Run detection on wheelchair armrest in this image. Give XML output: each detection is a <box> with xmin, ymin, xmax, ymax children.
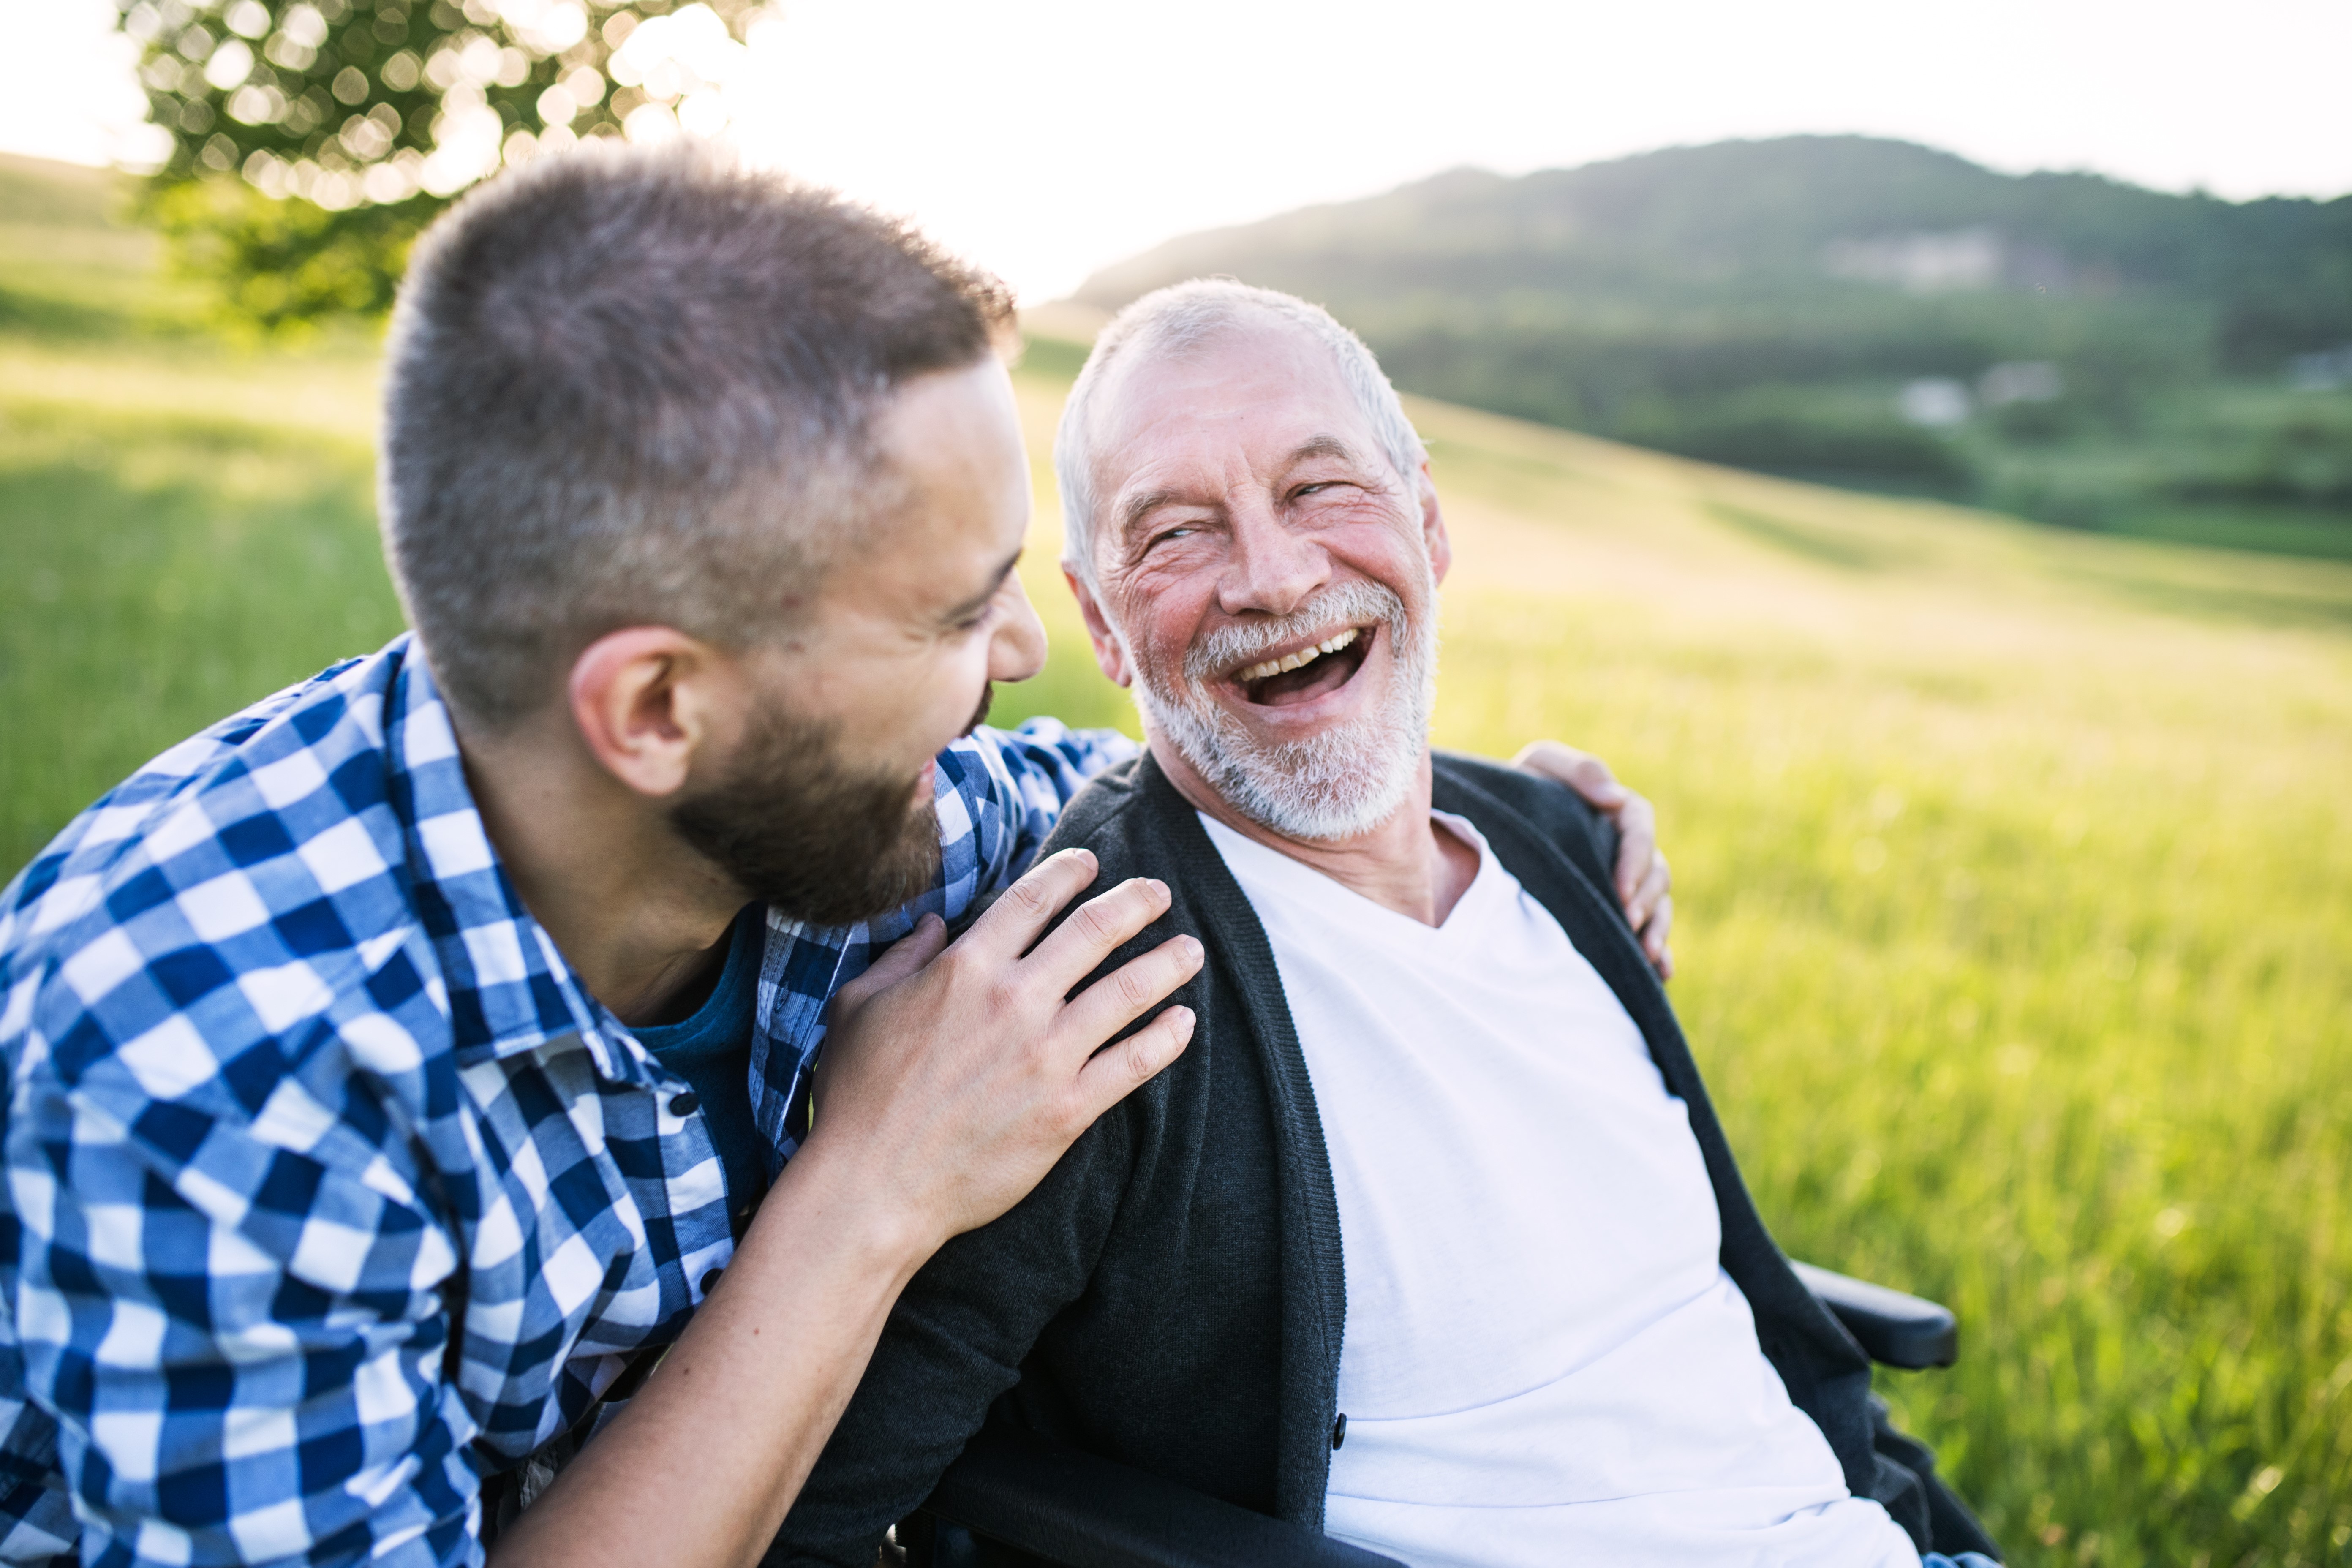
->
<box><xmin>1791</xmin><ymin>1261</ymin><xmax>1958</xmax><ymax>1370</ymax></box>
<box><xmin>920</xmin><ymin>1424</ymin><xmax>1406</xmax><ymax>1568</ymax></box>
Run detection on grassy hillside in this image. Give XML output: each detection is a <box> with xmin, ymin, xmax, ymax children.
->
<box><xmin>0</xmin><ymin>156</ymin><xmax>397</xmax><ymax>870</ymax></box>
<box><xmin>996</xmin><ymin>375</ymin><xmax>2352</xmax><ymax>1568</ymax></box>
<box><xmin>5</xmin><ymin>153</ymin><xmax>2350</xmax><ymax>1565</ymax></box>
<box><xmin>1073</xmin><ymin>136</ymin><xmax>2352</xmax><ymax>560</ymax></box>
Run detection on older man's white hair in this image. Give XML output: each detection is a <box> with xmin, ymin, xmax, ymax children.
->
<box><xmin>1054</xmin><ymin>280</ymin><xmax>1428</xmax><ymax>588</ymax></box>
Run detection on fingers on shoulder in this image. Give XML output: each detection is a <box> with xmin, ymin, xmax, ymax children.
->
<box><xmin>1062</xmin><ymin>932</ymin><xmax>1202</xmax><ymax>1042</ymax></box>
<box><xmin>1076</xmin><ymin>1003</ymin><xmax>1195</xmax><ymax>1113</ymax></box>
<box><xmin>1010</xmin><ymin>848</ymin><xmax>1098</xmax><ymax>914</ymax></box>
<box><xmin>968</xmin><ymin>849</ymin><xmax>1102</xmax><ymax>956</ymax></box>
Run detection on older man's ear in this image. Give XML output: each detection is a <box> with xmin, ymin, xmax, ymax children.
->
<box><xmin>1417</xmin><ymin>459</ymin><xmax>1453</xmax><ymax>586</ymax></box>
<box><xmin>1067</xmin><ymin>568</ymin><xmax>1135</xmax><ymax>689</ymax></box>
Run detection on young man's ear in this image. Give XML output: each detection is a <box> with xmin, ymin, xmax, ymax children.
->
<box><xmin>568</xmin><ymin>627</ymin><xmax>725</xmax><ymax>798</ymax></box>
<box><xmin>1067</xmin><ymin>569</ymin><xmax>1134</xmax><ymax>689</ymax></box>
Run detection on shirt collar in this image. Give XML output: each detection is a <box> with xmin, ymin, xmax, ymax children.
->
<box><xmin>383</xmin><ymin>636</ymin><xmax>659</xmax><ymax>1085</ymax></box>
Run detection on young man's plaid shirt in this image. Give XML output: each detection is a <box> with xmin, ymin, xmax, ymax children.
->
<box><xmin>0</xmin><ymin>636</ymin><xmax>1133</xmax><ymax>1565</ymax></box>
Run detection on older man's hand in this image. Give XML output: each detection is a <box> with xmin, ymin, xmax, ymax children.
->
<box><xmin>1512</xmin><ymin>742</ymin><xmax>1674</xmax><ymax>980</ymax></box>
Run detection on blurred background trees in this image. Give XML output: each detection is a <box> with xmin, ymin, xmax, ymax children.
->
<box><xmin>118</xmin><ymin>0</ymin><xmax>774</xmax><ymax>328</ymax></box>
<box><xmin>114</xmin><ymin>9</ymin><xmax>2352</xmax><ymax>559</ymax></box>
<box><xmin>1078</xmin><ymin>138</ymin><xmax>2352</xmax><ymax>556</ymax></box>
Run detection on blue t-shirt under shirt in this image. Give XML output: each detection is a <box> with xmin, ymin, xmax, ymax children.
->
<box><xmin>632</xmin><ymin>907</ymin><xmax>767</xmax><ymax>1214</ymax></box>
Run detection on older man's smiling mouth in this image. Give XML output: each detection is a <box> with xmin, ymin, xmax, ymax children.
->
<box><xmin>1232</xmin><ymin>626</ymin><xmax>1373</xmax><ymax>707</ymax></box>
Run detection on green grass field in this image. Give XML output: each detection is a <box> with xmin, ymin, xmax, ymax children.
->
<box><xmin>4</xmin><ymin>154</ymin><xmax>2349</xmax><ymax>1565</ymax></box>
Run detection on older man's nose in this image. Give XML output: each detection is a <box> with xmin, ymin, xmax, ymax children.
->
<box><xmin>1218</xmin><ymin>499</ymin><xmax>1329</xmax><ymax>618</ymax></box>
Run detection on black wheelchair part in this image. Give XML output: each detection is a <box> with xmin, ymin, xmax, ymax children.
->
<box><xmin>1789</xmin><ymin>1260</ymin><xmax>1958</xmax><ymax>1370</ymax></box>
<box><xmin>895</xmin><ymin>1262</ymin><xmax>1960</xmax><ymax>1568</ymax></box>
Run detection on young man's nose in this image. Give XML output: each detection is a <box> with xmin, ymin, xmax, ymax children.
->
<box><xmin>988</xmin><ymin>572</ymin><xmax>1050</xmax><ymax>685</ymax></box>
<box><xmin>1217</xmin><ymin>497</ymin><xmax>1329</xmax><ymax>619</ymax></box>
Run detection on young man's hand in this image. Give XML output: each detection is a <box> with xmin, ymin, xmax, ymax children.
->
<box><xmin>495</xmin><ymin>848</ymin><xmax>1197</xmax><ymax>1568</ymax></box>
<box><xmin>1514</xmin><ymin>741</ymin><xmax>1674</xmax><ymax>980</ymax></box>
<box><xmin>811</xmin><ymin>847</ymin><xmax>1202</xmax><ymax>1249</ymax></box>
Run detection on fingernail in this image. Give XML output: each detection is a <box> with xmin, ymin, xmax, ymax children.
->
<box><xmin>1149</xmin><ymin>879</ymin><xmax>1170</xmax><ymax>899</ymax></box>
<box><xmin>1181</xmin><ymin>935</ymin><xmax>1203</xmax><ymax>961</ymax></box>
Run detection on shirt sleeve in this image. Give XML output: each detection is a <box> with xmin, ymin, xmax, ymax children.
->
<box><xmin>6</xmin><ymin>1046</ymin><xmax>475</xmax><ymax>1567</ymax></box>
<box><xmin>936</xmin><ymin>720</ymin><xmax>1140</xmax><ymax>913</ymax></box>
<box><xmin>0</xmin><ymin>1382</ymin><xmax>77</xmax><ymax>1564</ymax></box>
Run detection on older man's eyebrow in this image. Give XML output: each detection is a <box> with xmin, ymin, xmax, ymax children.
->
<box><xmin>1113</xmin><ymin>437</ymin><xmax>1376</xmax><ymax>549</ymax></box>
<box><xmin>942</xmin><ymin>547</ymin><xmax>1022</xmax><ymax>623</ymax></box>
<box><xmin>1118</xmin><ymin>486</ymin><xmax>1190</xmax><ymax>539</ymax></box>
<box><xmin>1287</xmin><ymin>435</ymin><xmax>1361</xmax><ymax>467</ymax></box>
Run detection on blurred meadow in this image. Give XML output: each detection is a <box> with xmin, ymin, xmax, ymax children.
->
<box><xmin>3</xmin><ymin>149</ymin><xmax>2349</xmax><ymax>1567</ymax></box>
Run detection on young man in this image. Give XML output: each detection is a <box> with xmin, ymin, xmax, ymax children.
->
<box><xmin>764</xmin><ymin>283</ymin><xmax>1999</xmax><ymax>1568</ymax></box>
<box><xmin>0</xmin><ymin>152</ymin><xmax>1664</xmax><ymax>1567</ymax></box>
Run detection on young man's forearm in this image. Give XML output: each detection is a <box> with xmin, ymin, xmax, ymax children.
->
<box><xmin>492</xmin><ymin>852</ymin><xmax>1201</xmax><ymax>1568</ymax></box>
<box><xmin>487</xmin><ymin>1136</ymin><xmax>926</xmax><ymax>1568</ymax></box>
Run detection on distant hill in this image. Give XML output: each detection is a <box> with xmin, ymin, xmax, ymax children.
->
<box><xmin>0</xmin><ymin>152</ymin><xmax>125</xmax><ymax>228</ymax></box>
<box><xmin>1072</xmin><ymin>137</ymin><xmax>2352</xmax><ymax>557</ymax></box>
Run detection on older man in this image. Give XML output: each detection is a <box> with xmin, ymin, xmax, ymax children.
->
<box><xmin>764</xmin><ymin>282</ymin><xmax>1999</xmax><ymax>1568</ymax></box>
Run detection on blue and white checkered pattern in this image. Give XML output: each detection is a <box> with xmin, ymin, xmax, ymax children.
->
<box><xmin>0</xmin><ymin>635</ymin><xmax>1132</xmax><ymax>1565</ymax></box>
<box><xmin>747</xmin><ymin>719</ymin><xmax>1136</xmax><ymax>1175</ymax></box>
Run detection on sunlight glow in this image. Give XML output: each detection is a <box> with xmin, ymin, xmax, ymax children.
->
<box><xmin>3</xmin><ymin>0</ymin><xmax>2347</xmax><ymax>301</ymax></box>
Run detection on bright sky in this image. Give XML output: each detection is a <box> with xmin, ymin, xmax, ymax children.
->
<box><xmin>7</xmin><ymin>0</ymin><xmax>2349</xmax><ymax>301</ymax></box>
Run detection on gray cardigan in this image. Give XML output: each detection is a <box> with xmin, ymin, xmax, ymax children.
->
<box><xmin>766</xmin><ymin>750</ymin><xmax>1974</xmax><ymax>1565</ymax></box>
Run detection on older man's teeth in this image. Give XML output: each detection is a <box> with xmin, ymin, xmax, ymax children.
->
<box><xmin>1236</xmin><ymin>627</ymin><xmax>1361</xmax><ymax>684</ymax></box>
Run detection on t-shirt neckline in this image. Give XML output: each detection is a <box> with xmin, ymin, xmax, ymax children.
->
<box><xmin>1197</xmin><ymin>809</ymin><xmax>1505</xmax><ymax>941</ymax></box>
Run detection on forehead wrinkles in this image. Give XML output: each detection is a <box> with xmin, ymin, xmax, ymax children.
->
<box><xmin>1096</xmin><ymin>327</ymin><xmax>1363</xmax><ymax>489</ymax></box>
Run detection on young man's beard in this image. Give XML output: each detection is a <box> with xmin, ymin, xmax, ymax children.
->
<box><xmin>670</xmin><ymin>692</ymin><xmax>948</xmax><ymax>928</ymax></box>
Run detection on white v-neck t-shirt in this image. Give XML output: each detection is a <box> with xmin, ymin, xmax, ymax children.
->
<box><xmin>1199</xmin><ymin>811</ymin><xmax>1919</xmax><ymax>1568</ymax></box>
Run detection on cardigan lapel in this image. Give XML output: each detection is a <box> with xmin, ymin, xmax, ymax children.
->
<box><xmin>1133</xmin><ymin>755</ymin><xmax>1351</xmax><ymax>1528</ymax></box>
<box><xmin>1122</xmin><ymin>750</ymin><xmax>1878</xmax><ymax>1517</ymax></box>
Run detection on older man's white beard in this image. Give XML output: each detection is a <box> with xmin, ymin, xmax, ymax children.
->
<box><xmin>1130</xmin><ymin>579</ymin><xmax>1438</xmax><ymax>844</ymax></box>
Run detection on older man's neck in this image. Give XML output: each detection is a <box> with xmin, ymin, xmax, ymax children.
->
<box><xmin>1157</xmin><ymin>744</ymin><xmax>1480</xmax><ymax>928</ymax></box>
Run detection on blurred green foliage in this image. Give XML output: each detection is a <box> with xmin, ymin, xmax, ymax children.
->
<box><xmin>1078</xmin><ymin>136</ymin><xmax>2352</xmax><ymax>558</ymax></box>
<box><xmin>149</xmin><ymin>175</ymin><xmax>418</xmax><ymax>321</ymax></box>
<box><xmin>118</xmin><ymin>0</ymin><xmax>771</xmax><ymax>330</ymax></box>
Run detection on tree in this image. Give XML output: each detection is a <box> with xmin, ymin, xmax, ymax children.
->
<box><xmin>118</xmin><ymin>0</ymin><xmax>773</xmax><ymax>329</ymax></box>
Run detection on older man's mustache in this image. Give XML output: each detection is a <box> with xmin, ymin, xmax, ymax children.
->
<box><xmin>1183</xmin><ymin>581</ymin><xmax>1410</xmax><ymax>683</ymax></box>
